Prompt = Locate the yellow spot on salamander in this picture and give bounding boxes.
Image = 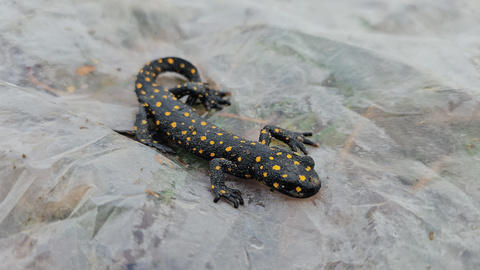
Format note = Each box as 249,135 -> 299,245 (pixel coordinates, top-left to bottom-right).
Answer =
256,156 -> 261,162
168,58 -> 174,64
210,141 -> 215,145
220,190 -> 226,194
192,119 -> 196,123
184,112 -> 190,117
171,122 -> 177,128
145,77 -> 151,82
141,120 -> 147,125
182,131 -> 187,135
201,136 -> 206,141
263,172 -> 268,177
187,137 -> 191,141
261,129 -> 266,134
287,154 -> 292,158
210,153 -> 215,157
191,68 -> 196,74
180,63 -> 185,68
156,102 -> 162,107
272,165 -> 281,170
141,90 -> 146,95
174,105 -> 179,109
296,187 -> 302,192
282,174 -> 287,178
306,166 -> 311,171
154,89 -> 160,93
158,59 -> 163,63
165,112 -> 171,116
225,146 -> 232,152
245,174 -> 250,178
238,157 -> 242,162
274,128 -> 279,132
211,185 -> 215,189
273,183 -> 279,188
294,161 -> 300,165
269,157 -> 274,160
192,131 -> 197,135
136,83 -> 142,88
134,126 -> 137,131
299,175 -> 306,181
201,121 -> 207,126
199,150 -> 203,154
277,152 -> 282,155
216,133 -> 223,136
215,166 -> 220,170
156,120 -> 160,125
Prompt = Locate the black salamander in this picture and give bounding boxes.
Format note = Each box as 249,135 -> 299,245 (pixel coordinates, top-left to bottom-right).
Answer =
134,57 -> 321,207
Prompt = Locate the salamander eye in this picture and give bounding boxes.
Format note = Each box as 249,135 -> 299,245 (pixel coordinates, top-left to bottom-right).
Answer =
300,156 -> 315,167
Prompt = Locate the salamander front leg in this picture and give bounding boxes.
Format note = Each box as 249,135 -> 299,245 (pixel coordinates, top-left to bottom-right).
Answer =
209,158 -> 244,208
259,125 -> 319,154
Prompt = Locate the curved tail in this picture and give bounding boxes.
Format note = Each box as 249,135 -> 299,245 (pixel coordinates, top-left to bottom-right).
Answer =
135,57 -> 202,97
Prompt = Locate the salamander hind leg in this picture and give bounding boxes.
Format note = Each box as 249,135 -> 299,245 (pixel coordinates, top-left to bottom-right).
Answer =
134,106 -> 174,153
170,83 -> 231,110
209,158 -> 244,208
259,125 -> 319,154
200,86 -> 231,110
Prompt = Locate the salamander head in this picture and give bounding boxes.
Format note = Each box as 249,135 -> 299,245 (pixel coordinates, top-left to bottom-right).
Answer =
264,154 -> 321,198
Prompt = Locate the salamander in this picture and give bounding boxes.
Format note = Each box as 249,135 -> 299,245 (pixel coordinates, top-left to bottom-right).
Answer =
133,57 -> 321,208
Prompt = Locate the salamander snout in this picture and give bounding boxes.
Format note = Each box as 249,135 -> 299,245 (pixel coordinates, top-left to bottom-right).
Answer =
272,169 -> 322,199
299,175 -> 321,198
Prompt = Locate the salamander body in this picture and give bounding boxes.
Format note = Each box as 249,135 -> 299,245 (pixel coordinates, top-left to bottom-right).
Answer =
134,57 -> 321,207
